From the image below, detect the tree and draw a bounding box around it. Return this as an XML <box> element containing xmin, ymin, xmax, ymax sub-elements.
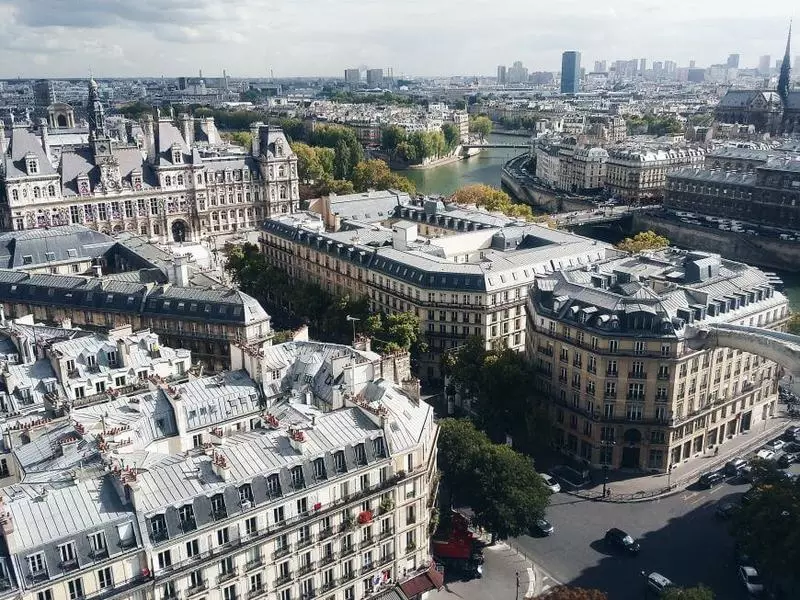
<box><xmin>333</xmin><ymin>139</ymin><xmax>353</xmax><ymax>180</ymax></box>
<box><xmin>788</xmin><ymin>313</ymin><xmax>800</xmax><ymax>335</ymax></box>
<box><xmin>616</xmin><ymin>231</ymin><xmax>670</xmax><ymax>253</ymax></box>
<box><xmin>221</xmin><ymin>131</ymin><xmax>252</xmax><ymax>149</ymax></box>
<box><xmin>351</xmin><ymin>159</ymin><xmax>416</xmax><ymax>195</ymax></box>
<box><xmin>469</xmin><ymin>115</ymin><xmax>493</xmax><ymax>140</ymax></box>
<box><xmin>661</xmin><ymin>585</ymin><xmax>715</xmax><ymax>600</ymax></box>
<box><xmin>118</xmin><ymin>101</ymin><xmax>153</xmax><ymax>120</ymax></box>
<box><xmin>381</xmin><ymin>125</ymin><xmax>407</xmax><ymax>152</ymax></box>
<box><xmin>732</xmin><ymin>476</ymin><xmax>800</xmax><ymax>579</ymax></box>
<box><xmin>438</xmin><ymin>419</ymin><xmax>550</xmax><ymax>541</ymax></box>
<box><xmin>541</xmin><ymin>587</ymin><xmax>608</xmax><ymax>600</ymax></box>
<box><xmin>291</xmin><ymin>142</ymin><xmax>325</xmax><ymax>183</ymax></box>
<box><xmin>450</xmin><ymin>184</ymin><xmax>537</xmax><ymax>221</ymax></box>
<box><xmin>442</xmin><ymin>123</ymin><xmax>460</xmax><ymax>151</ymax></box>
<box><xmin>365</xmin><ymin>311</ymin><xmax>426</xmax><ymax>354</ymax></box>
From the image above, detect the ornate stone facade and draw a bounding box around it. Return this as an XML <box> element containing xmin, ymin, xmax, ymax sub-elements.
<box><xmin>0</xmin><ymin>80</ymin><xmax>299</xmax><ymax>243</ymax></box>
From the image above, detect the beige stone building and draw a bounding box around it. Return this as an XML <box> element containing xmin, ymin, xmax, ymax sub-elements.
<box><xmin>604</xmin><ymin>145</ymin><xmax>705</xmax><ymax>203</ymax></box>
<box><xmin>261</xmin><ymin>198</ymin><xmax>612</xmax><ymax>381</ymax></box>
<box><xmin>525</xmin><ymin>249</ymin><xmax>789</xmax><ymax>472</ymax></box>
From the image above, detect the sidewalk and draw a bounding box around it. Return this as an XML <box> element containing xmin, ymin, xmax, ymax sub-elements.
<box><xmin>567</xmin><ymin>411</ymin><xmax>796</xmax><ymax>502</ymax></box>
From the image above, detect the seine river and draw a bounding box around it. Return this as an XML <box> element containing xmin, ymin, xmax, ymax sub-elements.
<box><xmin>393</xmin><ymin>132</ymin><xmax>800</xmax><ymax>309</ymax></box>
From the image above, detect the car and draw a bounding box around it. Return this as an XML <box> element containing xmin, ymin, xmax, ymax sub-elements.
<box><xmin>715</xmin><ymin>502</ymin><xmax>738</xmax><ymax>520</ymax></box>
<box><xmin>784</xmin><ymin>426</ymin><xmax>800</xmax><ymax>440</ymax></box>
<box><xmin>533</xmin><ymin>518</ymin><xmax>554</xmax><ymax>536</ymax></box>
<box><xmin>643</xmin><ymin>571</ymin><xmax>674</xmax><ymax>595</ymax></box>
<box><xmin>756</xmin><ymin>449</ymin><xmax>776</xmax><ymax>461</ymax></box>
<box><xmin>777</xmin><ymin>451</ymin><xmax>799</xmax><ymax>468</ymax></box>
<box><xmin>739</xmin><ymin>566</ymin><xmax>764</xmax><ymax>595</ymax></box>
<box><xmin>724</xmin><ymin>458</ymin><xmax>748</xmax><ymax>476</ymax></box>
<box><xmin>764</xmin><ymin>439</ymin><xmax>785</xmax><ymax>452</ymax></box>
<box><xmin>698</xmin><ymin>471</ymin><xmax>725</xmax><ymax>488</ymax></box>
<box><xmin>604</xmin><ymin>528</ymin><xmax>640</xmax><ymax>554</ymax></box>
<box><xmin>539</xmin><ymin>473</ymin><xmax>561</xmax><ymax>494</ymax></box>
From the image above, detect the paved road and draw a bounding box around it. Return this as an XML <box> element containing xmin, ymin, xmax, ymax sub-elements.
<box><xmin>515</xmin><ymin>479</ymin><xmax>754</xmax><ymax>599</ymax></box>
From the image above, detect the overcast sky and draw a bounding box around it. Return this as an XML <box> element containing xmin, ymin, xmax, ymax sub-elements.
<box><xmin>0</xmin><ymin>0</ymin><xmax>795</xmax><ymax>78</ymax></box>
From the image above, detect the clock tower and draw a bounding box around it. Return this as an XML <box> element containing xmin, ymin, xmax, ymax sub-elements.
<box><xmin>87</xmin><ymin>77</ymin><xmax>112</xmax><ymax>158</ymax></box>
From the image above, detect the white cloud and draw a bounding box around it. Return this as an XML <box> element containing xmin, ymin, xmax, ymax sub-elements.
<box><xmin>0</xmin><ymin>0</ymin><xmax>794</xmax><ymax>77</ymax></box>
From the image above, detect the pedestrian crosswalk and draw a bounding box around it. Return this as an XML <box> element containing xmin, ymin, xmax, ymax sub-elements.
<box><xmin>533</xmin><ymin>565</ymin><xmax>562</xmax><ymax>597</ymax></box>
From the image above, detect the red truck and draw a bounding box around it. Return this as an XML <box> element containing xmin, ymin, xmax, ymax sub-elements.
<box><xmin>432</xmin><ymin>512</ymin><xmax>484</xmax><ymax>578</ymax></box>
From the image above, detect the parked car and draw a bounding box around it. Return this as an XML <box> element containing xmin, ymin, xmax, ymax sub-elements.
<box><xmin>539</xmin><ymin>473</ymin><xmax>561</xmax><ymax>494</ymax></box>
<box><xmin>715</xmin><ymin>502</ymin><xmax>738</xmax><ymax>520</ymax></box>
<box><xmin>724</xmin><ymin>458</ymin><xmax>748</xmax><ymax>477</ymax></box>
<box><xmin>604</xmin><ymin>528</ymin><xmax>640</xmax><ymax>554</ymax></box>
<box><xmin>739</xmin><ymin>566</ymin><xmax>764</xmax><ymax>595</ymax></box>
<box><xmin>533</xmin><ymin>518</ymin><xmax>554</xmax><ymax>536</ymax></box>
<box><xmin>764</xmin><ymin>439</ymin><xmax>785</xmax><ymax>452</ymax></box>
<box><xmin>643</xmin><ymin>571</ymin><xmax>674</xmax><ymax>595</ymax></box>
<box><xmin>783</xmin><ymin>425</ymin><xmax>800</xmax><ymax>440</ymax></box>
<box><xmin>698</xmin><ymin>471</ymin><xmax>725</xmax><ymax>488</ymax></box>
<box><xmin>777</xmin><ymin>451</ymin><xmax>799</xmax><ymax>468</ymax></box>
<box><xmin>756</xmin><ymin>449</ymin><xmax>776</xmax><ymax>461</ymax></box>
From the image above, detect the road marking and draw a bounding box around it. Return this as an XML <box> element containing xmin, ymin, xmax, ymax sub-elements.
<box><xmin>526</xmin><ymin>567</ymin><xmax>535</xmax><ymax>598</ymax></box>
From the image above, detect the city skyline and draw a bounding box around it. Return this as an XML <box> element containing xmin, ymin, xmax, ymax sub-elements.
<box><xmin>0</xmin><ymin>0</ymin><xmax>794</xmax><ymax>78</ymax></box>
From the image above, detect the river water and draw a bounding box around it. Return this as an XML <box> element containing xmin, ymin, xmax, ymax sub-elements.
<box><xmin>394</xmin><ymin>133</ymin><xmax>800</xmax><ymax>309</ymax></box>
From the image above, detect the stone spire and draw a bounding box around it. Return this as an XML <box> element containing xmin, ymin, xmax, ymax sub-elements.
<box><xmin>87</xmin><ymin>77</ymin><xmax>106</xmax><ymax>140</ymax></box>
<box><xmin>778</xmin><ymin>20</ymin><xmax>792</xmax><ymax>109</ymax></box>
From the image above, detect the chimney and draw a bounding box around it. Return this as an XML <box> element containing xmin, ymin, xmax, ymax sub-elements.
<box><xmin>142</xmin><ymin>114</ymin><xmax>156</xmax><ymax>162</ymax></box>
<box><xmin>60</xmin><ymin>317</ymin><xmax>71</xmax><ymax>329</ymax></box>
<box><xmin>203</xmin><ymin>117</ymin><xmax>219</xmax><ymax>145</ymax></box>
<box><xmin>179</xmin><ymin>113</ymin><xmax>194</xmax><ymax>146</ymax></box>
<box><xmin>250</xmin><ymin>122</ymin><xmax>261</xmax><ymax>157</ymax></box>
<box><xmin>39</xmin><ymin>119</ymin><xmax>51</xmax><ymax>164</ymax></box>
<box><xmin>171</xmin><ymin>255</ymin><xmax>189</xmax><ymax>287</ymax></box>
<box><xmin>92</xmin><ymin>264</ymin><xmax>103</xmax><ymax>278</ymax></box>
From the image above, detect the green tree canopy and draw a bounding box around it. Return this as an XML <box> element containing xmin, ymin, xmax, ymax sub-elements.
<box><xmin>450</xmin><ymin>184</ymin><xmax>541</xmax><ymax>221</ymax></box>
<box><xmin>732</xmin><ymin>475</ymin><xmax>800</xmax><ymax>579</ymax></box>
<box><xmin>442</xmin><ymin>123</ymin><xmax>461</xmax><ymax>150</ymax></box>
<box><xmin>118</xmin><ymin>101</ymin><xmax>153</xmax><ymax>120</ymax></box>
<box><xmin>381</xmin><ymin>125</ymin><xmax>407</xmax><ymax>152</ymax></box>
<box><xmin>351</xmin><ymin>159</ymin><xmax>416</xmax><ymax>195</ymax></box>
<box><xmin>365</xmin><ymin>311</ymin><xmax>426</xmax><ymax>354</ymax></box>
<box><xmin>221</xmin><ymin>131</ymin><xmax>253</xmax><ymax>149</ymax></box>
<box><xmin>469</xmin><ymin>115</ymin><xmax>493</xmax><ymax>140</ymax></box>
<box><xmin>788</xmin><ymin>313</ymin><xmax>800</xmax><ymax>335</ymax></box>
<box><xmin>661</xmin><ymin>585</ymin><xmax>715</xmax><ymax>600</ymax></box>
<box><xmin>616</xmin><ymin>231</ymin><xmax>670</xmax><ymax>253</ymax></box>
<box><xmin>438</xmin><ymin>419</ymin><xmax>549</xmax><ymax>540</ymax></box>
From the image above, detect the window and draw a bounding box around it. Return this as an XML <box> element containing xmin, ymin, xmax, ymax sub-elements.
<box><xmin>36</xmin><ymin>591</ymin><xmax>52</xmax><ymax>600</ymax></box>
<box><xmin>67</xmin><ymin>579</ymin><xmax>83</xmax><ymax>600</ymax></box>
<box><xmin>98</xmin><ymin>567</ymin><xmax>113</xmax><ymax>589</ymax></box>
<box><xmin>211</xmin><ymin>494</ymin><xmax>227</xmax><ymax>519</ymax></box>
<box><xmin>27</xmin><ymin>553</ymin><xmax>45</xmax><ymax>575</ymax></box>
<box><xmin>223</xmin><ymin>584</ymin><xmax>236</xmax><ymax>600</ymax></box>
<box><xmin>88</xmin><ymin>531</ymin><xmax>107</xmax><ymax>557</ymax></box>
<box><xmin>267</xmin><ymin>474</ymin><xmax>281</xmax><ymax>497</ymax></box>
<box><xmin>217</xmin><ymin>527</ymin><xmax>230</xmax><ymax>546</ymax></box>
<box><xmin>354</xmin><ymin>443</ymin><xmax>367</xmax><ymax>465</ymax></box>
<box><xmin>186</xmin><ymin>539</ymin><xmax>199</xmax><ymax>557</ymax></box>
<box><xmin>273</xmin><ymin>506</ymin><xmax>286</xmax><ymax>525</ymax></box>
<box><xmin>239</xmin><ymin>484</ymin><xmax>253</xmax><ymax>507</ymax></box>
<box><xmin>290</xmin><ymin>466</ymin><xmax>305</xmax><ymax>489</ymax></box>
<box><xmin>245</xmin><ymin>516</ymin><xmax>257</xmax><ymax>536</ymax></box>
<box><xmin>157</xmin><ymin>549</ymin><xmax>172</xmax><ymax>570</ymax></box>
<box><xmin>58</xmin><ymin>542</ymin><xmax>77</xmax><ymax>567</ymax></box>
<box><xmin>313</xmin><ymin>458</ymin><xmax>327</xmax><ymax>480</ymax></box>
<box><xmin>334</xmin><ymin>451</ymin><xmax>346</xmax><ymax>473</ymax></box>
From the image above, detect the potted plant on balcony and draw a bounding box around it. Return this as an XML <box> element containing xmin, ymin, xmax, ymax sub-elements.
<box><xmin>379</xmin><ymin>495</ymin><xmax>394</xmax><ymax>514</ymax></box>
<box><xmin>342</xmin><ymin>514</ymin><xmax>355</xmax><ymax>531</ymax></box>
<box><xmin>357</xmin><ymin>510</ymin><xmax>373</xmax><ymax>524</ymax></box>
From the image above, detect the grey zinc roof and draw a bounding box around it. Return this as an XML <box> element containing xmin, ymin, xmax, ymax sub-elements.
<box><xmin>716</xmin><ymin>90</ymin><xmax>763</xmax><ymax>108</ymax></box>
<box><xmin>4</xmin><ymin>127</ymin><xmax>57</xmax><ymax>179</ymax></box>
<box><xmin>0</xmin><ymin>225</ymin><xmax>115</xmax><ymax>269</ymax></box>
<box><xmin>178</xmin><ymin>370</ymin><xmax>261</xmax><ymax>431</ymax></box>
<box><xmin>5</xmin><ymin>476</ymin><xmax>135</xmax><ymax>551</ymax></box>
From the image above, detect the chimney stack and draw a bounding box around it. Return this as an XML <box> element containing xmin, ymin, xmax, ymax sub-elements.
<box><xmin>171</xmin><ymin>255</ymin><xmax>189</xmax><ymax>287</ymax></box>
<box><xmin>178</xmin><ymin>113</ymin><xmax>194</xmax><ymax>146</ymax></box>
<box><xmin>39</xmin><ymin>119</ymin><xmax>51</xmax><ymax>164</ymax></box>
<box><xmin>142</xmin><ymin>114</ymin><xmax>156</xmax><ymax>163</ymax></box>
<box><xmin>0</xmin><ymin>121</ymin><xmax>6</xmax><ymax>155</ymax></box>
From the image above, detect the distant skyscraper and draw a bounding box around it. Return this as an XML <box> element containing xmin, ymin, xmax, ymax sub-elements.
<box><xmin>778</xmin><ymin>23</ymin><xmax>792</xmax><ymax>111</ymax></box>
<box><xmin>561</xmin><ymin>51</ymin><xmax>581</xmax><ymax>94</ymax></box>
<box><xmin>344</xmin><ymin>68</ymin><xmax>360</xmax><ymax>84</ymax></box>
<box><xmin>689</xmin><ymin>60</ymin><xmax>696</xmax><ymax>68</ymax></box>
<box><xmin>497</xmin><ymin>65</ymin><xmax>507</xmax><ymax>84</ymax></box>
<box><xmin>758</xmin><ymin>55</ymin><xmax>771</xmax><ymax>74</ymax></box>
<box><xmin>726</xmin><ymin>54</ymin><xmax>740</xmax><ymax>68</ymax></box>
<box><xmin>366</xmin><ymin>68</ymin><xmax>384</xmax><ymax>87</ymax></box>
<box><xmin>507</xmin><ymin>61</ymin><xmax>528</xmax><ymax>84</ymax></box>
<box><xmin>664</xmin><ymin>60</ymin><xmax>677</xmax><ymax>74</ymax></box>
<box><xmin>653</xmin><ymin>61</ymin><xmax>664</xmax><ymax>76</ymax></box>
<box><xmin>639</xmin><ymin>58</ymin><xmax>647</xmax><ymax>73</ymax></box>
<box><xmin>593</xmin><ymin>60</ymin><xmax>607</xmax><ymax>73</ymax></box>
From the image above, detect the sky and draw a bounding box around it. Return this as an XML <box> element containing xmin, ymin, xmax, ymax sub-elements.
<box><xmin>0</xmin><ymin>0</ymin><xmax>795</xmax><ymax>78</ymax></box>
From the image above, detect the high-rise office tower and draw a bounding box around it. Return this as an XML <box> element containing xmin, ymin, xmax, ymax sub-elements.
<box><xmin>561</xmin><ymin>51</ymin><xmax>581</xmax><ymax>94</ymax></box>
<box><xmin>344</xmin><ymin>68</ymin><xmax>360</xmax><ymax>84</ymax></box>
<box><xmin>689</xmin><ymin>60</ymin><xmax>696</xmax><ymax>68</ymax></box>
<box><xmin>639</xmin><ymin>58</ymin><xmax>647</xmax><ymax>73</ymax></box>
<box><xmin>497</xmin><ymin>65</ymin><xmax>507</xmax><ymax>84</ymax></box>
<box><xmin>726</xmin><ymin>54</ymin><xmax>740</xmax><ymax>68</ymax></box>
<box><xmin>366</xmin><ymin>68</ymin><xmax>384</xmax><ymax>87</ymax></box>
<box><xmin>758</xmin><ymin>55</ymin><xmax>771</xmax><ymax>74</ymax></box>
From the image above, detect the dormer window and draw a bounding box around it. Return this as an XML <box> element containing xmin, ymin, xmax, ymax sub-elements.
<box><xmin>25</xmin><ymin>154</ymin><xmax>39</xmax><ymax>175</ymax></box>
<box><xmin>171</xmin><ymin>144</ymin><xmax>182</xmax><ymax>164</ymax></box>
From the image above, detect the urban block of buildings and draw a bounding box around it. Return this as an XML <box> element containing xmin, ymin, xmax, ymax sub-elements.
<box><xmin>0</xmin><ymin>225</ymin><xmax>272</xmax><ymax>370</ymax></box>
<box><xmin>0</xmin><ymin>315</ymin><xmax>440</xmax><ymax>600</ymax></box>
<box><xmin>260</xmin><ymin>194</ymin><xmax>612</xmax><ymax>380</ymax></box>
<box><xmin>525</xmin><ymin>248</ymin><xmax>788</xmax><ymax>472</ymax></box>
<box><xmin>0</xmin><ymin>79</ymin><xmax>300</xmax><ymax>245</ymax></box>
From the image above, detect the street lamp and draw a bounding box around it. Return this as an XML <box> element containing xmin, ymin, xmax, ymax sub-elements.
<box><xmin>599</xmin><ymin>440</ymin><xmax>616</xmax><ymax>497</ymax></box>
<box><xmin>345</xmin><ymin>315</ymin><xmax>360</xmax><ymax>345</ymax></box>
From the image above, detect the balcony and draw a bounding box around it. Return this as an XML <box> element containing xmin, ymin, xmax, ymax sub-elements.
<box><xmin>59</xmin><ymin>557</ymin><xmax>79</xmax><ymax>572</ymax></box>
<box><xmin>321</xmin><ymin>580</ymin><xmax>338</xmax><ymax>593</ymax></box>
<box><xmin>217</xmin><ymin>568</ymin><xmax>238</xmax><ymax>584</ymax></box>
<box><xmin>603</xmin><ymin>393</ymin><xmax>616</xmax><ymax>400</ymax></box>
<box><xmin>587</xmin><ymin>366</ymin><xmax>597</xmax><ymax>375</ymax></box>
<box><xmin>212</xmin><ymin>509</ymin><xmax>228</xmax><ymax>521</ymax></box>
<box><xmin>559</xmin><ymin>355</ymin><xmax>568</xmax><ymax>364</ymax></box>
<box><xmin>180</xmin><ymin>518</ymin><xmax>196</xmax><ymax>533</ymax></box>
<box><xmin>378</xmin><ymin>528</ymin><xmax>394</xmax><ymax>541</ymax></box>
<box><xmin>626</xmin><ymin>394</ymin><xmax>645</xmax><ymax>401</ymax></box>
<box><xmin>297</xmin><ymin>535</ymin><xmax>314</xmax><ymax>549</ymax></box>
<box><xmin>272</xmin><ymin>545</ymin><xmax>291</xmax><ymax>560</ymax></box>
<box><xmin>247</xmin><ymin>588</ymin><xmax>267</xmax><ymax>600</ymax></box>
<box><xmin>318</xmin><ymin>527</ymin><xmax>334</xmax><ymax>540</ymax></box>
<box><xmin>245</xmin><ymin>556</ymin><xmax>263</xmax><ymax>571</ymax></box>
<box><xmin>319</xmin><ymin>553</ymin><xmax>336</xmax><ymax>566</ymax></box>
<box><xmin>90</xmin><ymin>547</ymin><xmax>109</xmax><ymax>561</ymax></box>
<box><xmin>558</xmin><ymin>376</ymin><xmax>567</xmax><ymax>384</ymax></box>
<box><xmin>27</xmin><ymin>570</ymin><xmax>49</xmax><ymax>584</ymax></box>
<box><xmin>537</xmin><ymin>346</ymin><xmax>554</xmax><ymax>357</ymax></box>
<box><xmin>657</xmin><ymin>372</ymin><xmax>670</xmax><ymax>381</ymax></box>
<box><xmin>361</xmin><ymin>563</ymin><xmax>376</xmax><ymax>575</ymax></box>
<box><xmin>186</xmin><ymin>582</ymin><xmax>207</xmax><ymax>597</ymax></box>
<box><xmin>341</xmin><ymin>571</ymin><xmax>356</xmax><ymax>583</ymax></box>
<box><xmin>341</xmin><ymin>545</ymin><xmax>356</xmax><ymax>557</ymax></box>
<box><xmin>275</xmin><ymin>574</ymin><xmax>293</xmax><ymax>588</ymax></box>
<box><xmin>359</xmin><ymin>536</ymin><xmax>375</xmax><ymax>549</ymax></box>
<box><xmin>628</xmin><ymin>371</ymin><xmax>647</xmax><ymax>380</ymax></box>
<box><xmin>378</xmin><ymin>553</ymin><xmax>395</xmax><ymax>566</ymax></box>
<box><xmin>150</xmin><ymin>529</ymin><xmax>169</xmax><ymax>543</ymax></box>
<box><xmin>298</xmin><ymin>562</ymin><xmax>315</xmax><ymax>576</ymax></box>
<box><xmin>606</xmin><ymin>370</ymin><xmax>618</xmax><ymax>378</ymax></box>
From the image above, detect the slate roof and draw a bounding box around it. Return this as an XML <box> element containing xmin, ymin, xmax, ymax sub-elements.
<box><xmin>3</xmin><ymin>127</ymin><xmax>57</xmax><ymax>179</ymax></box>
<box><xmin>0</xmin><ymin>226</ymin><xmax>114</xmax><ymax>269</ymax></box>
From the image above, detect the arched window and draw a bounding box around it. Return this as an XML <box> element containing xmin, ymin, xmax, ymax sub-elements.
<box><xmin>33</xmin><ymin>187</ymin><xmax>41</xmax><ymax>199</ymax></box>
<box><xmin>165</xmin><ymin>176</ymin><xmax>172</xmax><ymax>186</ymax></box>
<box><xmin>279</xmin><ymin>186</ymin><xmax>287</xmax><ymax>199</ymax></box>
<box><xmin>153</xmin><ymin>224</ymin><xmax>160</xmax><ymax>235</ymax></box>
<box><xmin>177</xmin><ymin>175</ymin><xmax>184</xmax><ymax>186</ymax></box>
<box><xmin>48</xmin><ymin>184</ymin><xmax>56</xmax><ymax>197</ymax></box>
<box><xmin>11</xmin><ymin>189</ymin><xmax>18</xmax><ymax>202</ymax></box>
<box><xmin>278</xmin><ymin>165</ymin><xmax>286</xmax><ymax>177</ymax></box>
